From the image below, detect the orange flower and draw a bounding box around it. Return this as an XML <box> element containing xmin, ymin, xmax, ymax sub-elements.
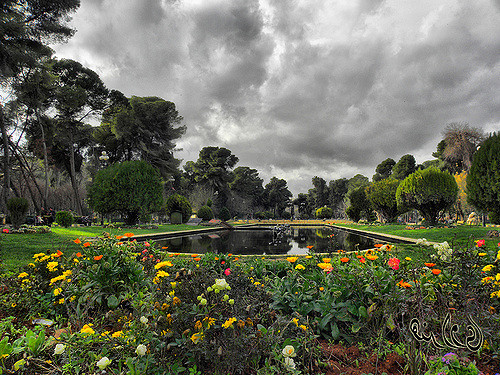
<box><xmin>117</xmin><ymin>242</ymin><xmax>123</xmax><ymax>245</ymax></box>
<box><xmin>322</xmin><ymin>258</ymin><xmax>331</xmax><ymax>263</ymax></box>
<box><xmin>234</xmin><ymin>257</ymin><xmax>239</xmax><ymax>261</ymax></box>
<box><xmin>287</xmin><ymin>257</ymin><xmax>299</xmax><ymax>263</ymax></box>
<box><xmin>76</xmin><ymin>252</ymin><xmax>82</xmax><ymax>258</ymax></box>
<box><xmin>366</xmin><ymin>254</ymin><xmax>378</xmax><ymax>261</ymax></box>
<box><xmin>306</xmin><ymin>245</ymin><xmax>314</xmax><ymax>249</ymax></box>
<box><xmin>191</xmin><ymin>254</ymin><xmax>199</xmax><ymax>258</ymax></box>
<box><xmin>398</xmin><ymin>280</ymin><xmax>412</xmax><ymax>288</ymax></box>
<box><xmin>54</xmin><ymin>250</ymin><xmax>63</xmax><ymax>258</ymax></box>
<box><xmin>73</xmin><ymin>238</ymin><xmax>81</xmax><ymax>244</ymax></box>
<box><xmin>337</xmin><ymin>249</ymin><xmax>345</xmax><ymax>253</ymax></box>
<box><xmin>83</xmin><ymin>242</ymin><xmax>91</xmax><ymax>247</ymax></box>
<box><xmin>359</xmin><ymin>257</ymin><xmax>366</xmax><ymax>264</ymax></box>
<box><xmin>123</xmin><ymin>233</ymin><xmax>134</xmax><ymax>238</ymax></box>
<box><xmin>162</xmin><ymin>246</ymin><xmax>168</xmax><ymax>250</ymax></box>
<box><xmin>424</xmin><ymin>263</ymin><xmax>436</xmax><ymax>267</ymax></box>
<box><xmin>340</xmin><ymin>257</ymin><xmax>349</xmax><ymax>263</ymax></box>
<box><xmin>431</xmin><ymin>269</ymin><xmax>441</xmax><ymax>275</ymax></box>
<box><xmin>116</xmin><ymin>235</ymin><xmax>124</xmax><ymax>240</ymax></box>
<box><xmin>319</xmin><ymin>287</ymin><xmax>324</xmax><ymax>291</ymax></box>
<box><xmin>227</xmin><ymin>253</ymin><xmax>233</xmax><ymax>256</ymax></box>
<box><xmin>194</xmin><ymin>257</ymin><xmax>201</xmax><ymax>261</ymax></box>
<box><xmin>94</xmin><ymin>255</ymin><xmax>103</xmax><ymax>261</ymax></box>
<box><xmin>374</xmin><ymin>244</ymin><xmax>383</xmax><ymax>248</ymax></box>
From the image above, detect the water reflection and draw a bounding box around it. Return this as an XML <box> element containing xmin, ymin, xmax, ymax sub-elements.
<box><xmin>155</xmin><ymin>226</ymin><xmax>377</xmax><ymax>255</ymax></box>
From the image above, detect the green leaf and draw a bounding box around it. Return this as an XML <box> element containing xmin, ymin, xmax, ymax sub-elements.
<box><xmin>330</xmin><ymin>322</ymin><xmax>340</xmax><ymax>339</ymax></box>
<box><xmin>256</xmin><ymin>324</ymin><xmax>267</xmax><ymax>334</ymax></box>
<box><xmin>359</xmin><ymin>306</ymin><xmax>368</xmax><ymax>318</ymax></box>
<box><xmin>351</xmin><ymin>322</ymin><xmax>361</xmax><ymax>333</ymax></box>
<box><xmin>13</xmin><ymin>359</ymin><xmax>26</xmax><ymax>371</ymax></box>
<box><xmin>107</xmin><ymin>295</ymin><xmax>120</xmax><ymax>309</ymax></box>
<box><xmin>386</xmin><ymin>314</ymin><xmax>396</xmax><ymax>331</ymax></box>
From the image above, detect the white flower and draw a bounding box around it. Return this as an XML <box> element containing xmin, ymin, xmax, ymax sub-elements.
<box><xmin>97</xmin><ymin>357</ymin><xmax>111</xmax><ymax>370</ymax></box>
<box><xmin>54</xmin><ymin>343</ymin><xmax>66</xmax><ymax>355</ymax></box>
<box><xmin>284</xmin><ymin>357</ymin><xmax>296</xmax><ymax>371</ymax></box>
<box><xmin>140</xmin><ymin>316</ymin><xmax>148</xmax><ymax>324</ymax></box>
<box><xmin>282</xmin><ymin>345</ymin><xmax>296</xmax><ymax>358</ymax></box>
<box><xmin>136</xmin><ymin>344</ymin><xmax>147</xmax><ymax>356</ymax></box>
<box><xmin>214</xmin><ymin>278</ymin><xmax>230</xmax><ymax>291</ymax></box>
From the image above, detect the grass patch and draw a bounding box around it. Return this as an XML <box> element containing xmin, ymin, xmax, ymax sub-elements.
<box><xmin>336</xmin><ymin>223</ymin><xmax>498</xmax><ymax>247</ymax></box>
<box><xmin>0</xmin><ymin>224</ymin><xmax>197</xmax><ymax>271</ymax></box>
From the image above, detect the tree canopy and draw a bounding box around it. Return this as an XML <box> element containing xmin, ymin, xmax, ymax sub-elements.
<box><xmin>88</xmin><ymin>161</ymin><xmax>163</xmax><ymax>225</ymax></box>
<box><xmin>396</xmin><ymin>167</ymin><xmax>458</xmax><ymax>225</ymax></box>
<box><xmin>467</xmin><ymin>132</ymin><xmax>500</xmax><ymax>223</ymax></box>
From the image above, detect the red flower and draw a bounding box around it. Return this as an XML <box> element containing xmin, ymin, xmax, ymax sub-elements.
<box><xmin>359</xmin><ymin>257</ymin><xmax>366</xmax><ymax>264</ymax></box>
<box><xmin>221</xmin><ymin>261</ymin><xmax>225</xmax><ymax>265</ymax></box>
<box><xmin>224</xmin><ymin>268</ymin><xmax>231</xmax><ymax>276</ymax></box>
<box><xmin>388</xmin><ymin>258</ymin><xmax>400</xmax><ymax>270</ymax></box>
<box><xmin>476</xmin><ymin>239</ymin><xmax>485</xmax><ymax>247</ymax></box>
<box><xmin>2</xmin><ymin>229</ymin><xmax>8</xmax><ymax>233</ymax></box>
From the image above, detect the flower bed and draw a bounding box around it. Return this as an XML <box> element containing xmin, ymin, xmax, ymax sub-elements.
<box><xmin>0</xmin><ymin>235</ymin><xmax>499</xmax><ymax>374</ymax></box>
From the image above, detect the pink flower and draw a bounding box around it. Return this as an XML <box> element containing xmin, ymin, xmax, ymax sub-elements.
<box><xmin>476</xmin><ymin>239</ymin><xmax>485</xmax><ymax>247</ymax></box>
<box><xmin>224</xmin><ymin>268</ymin><xmax>231</xmax><ymax>276</ymax></box>
<box><xmin>2</xmin><ymin>229</ymin><xmax>8</xmax><ymax>233</ymax></box>
<box><xmin>144</xmin><ymin>242</ymin><xmax>151</xmax><ymax>247</ymax></box>
<box><xmin>142</xmin><ymin>249</ymin><xmax>148</xmax><ymax>254</ymax></box>
<box><xmin>388</xmin><ymin>258</ymin><xmax>400</xmax><ymax>270</ymax></box>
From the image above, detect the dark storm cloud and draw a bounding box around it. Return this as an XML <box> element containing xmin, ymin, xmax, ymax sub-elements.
<box><xmin>53</xmin><ymin>0</ymin><xmax>500</xmax><ymax>195</ymax></box>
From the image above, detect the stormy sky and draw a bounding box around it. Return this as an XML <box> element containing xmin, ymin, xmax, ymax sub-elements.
<box><xmin>53</xmin><ymin>0</ymin><xmax>500</xmax><ymax>196</ymax></box>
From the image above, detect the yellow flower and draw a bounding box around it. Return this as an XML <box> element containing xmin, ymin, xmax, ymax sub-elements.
<box><xmin>18</xmin><ymin>272</ymin><xmax>28</xmax><ymax>278</ymax></box>
<box><xmin>33</xmin><ymin>252</ymin><xmax>45</xmax><ymax>259</ymax></box>
<box><xmin>156</xmin><ymin>270</ymin><xmax>169</xmax><ymax>278</ymax></box>
<box><xmin>295</xmin><ymin>264</ymin><xmax>305</xmax><ymax>270</ymax></box>
<box><xmin>405</xmin><ymin>257</ymin><xmax>412</xmax><ymax>261</ymax></box>
<box><xmin>194</xmin><ymin>320</ymin><xmax>202</xmax><ymax>330</ymax></box>
<box><xmin>222</xmin><ymin>317</ymin><xmax>237</xmax><ymax>329</ymax></box>
<box><xmin>173</xmin><ymin>297</ymin><xmax>180</xmax><ymax>306</ymax></box>
<box><xmin>286</xmin><ymin>257</ymin><xmax>299</xmax><ymax>263</ymax></box>
<box><xmin>305</xmin><ymin>255</ymin><xmax>313</xmax><ymax>259</ymax></box>
<box><xmin>317</xmin><ymin>262</ymin><xmax>333</xmax><ymax>271</ymax></box>
<box><xmin>319</xmin><ymin>287</ymin><xmax>324</xmax><ymax>291</ymax></box>
<box><xmin>111</xmin><ymin>330</ymin><xmax>124</xmax><ymax>338</ymax></box>
<box><xmin>366</xmin><ymin>254</ymin><xmax>379</xmax><ymax>261</ymax></box>
<box><xmin>80</xmin><ymin>324</ymin><xmax>95</xmax><ymax>335</ymax></box>
<box><xmin>478</xmin><ymin>253</ymin><xmax>487</xmax><ymax>256</ymax></box>
<box><xmin>155</xmin><ymin>261</ymin><xmax>173</xmax><ymax>269</ymax></box>
<box><xmin>482</xmin><ymin>265</ymin><xmax>495</xmax><ymax>272</ymax></box>
<box><xmin>202</xmin><ymin>316</ymin><xmax>216</xmax><ymax>329</ymax></box>
<box><xmin>190</xmin><ymin>332</ymin><xmax>204</xmax><ymax>344</ymax></box>
<box><xmin>299</xmin><ymin>325</ymin><xmax>307</xmax><ymax>331</ymax></box>
<box><xmin>47</xmin><ymin>262</ymin><xmax>58</xmax><ymax>272</ymax></box>
<box><xmin>292</xmin><ymin>318</ymin><xmax>299</xmax><ymax>327</ymax></box>
<box><xmin>53</xmin><ymin>288</ymin><xmax>62</xmax><ymax>296</ymax></box>
<box><xmin>58</xmin><ymin>298</ymin><xmax>65</xmax><ymax>304</ymax></box>
<box><xmin>322</xmin><ymin>258</ymin><xmax>331</xmax><ymax>263</ymax></box>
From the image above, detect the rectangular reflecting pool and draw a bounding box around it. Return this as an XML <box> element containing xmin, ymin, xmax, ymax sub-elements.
<box><xmin>155</xmin><ymin>226</ymin><xmax>382</xmax><ymax>255</ymax></box>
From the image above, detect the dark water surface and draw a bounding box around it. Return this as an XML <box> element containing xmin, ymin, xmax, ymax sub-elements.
<box><xmin>155</xmin><ymin>226</ymin><xmax>379</xmax><ymax>255</ymax></box>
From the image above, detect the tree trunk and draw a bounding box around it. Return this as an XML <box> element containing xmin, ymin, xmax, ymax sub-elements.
<box><xmin>0</xmin><ymin>105</ymin><xmax>11</xmax><ymax>207</ymax></box>
<box><xmin>10</xmin><ymin>138</ymin><xmax>45</xmax><ymax>206</ymax></box>
<box><xmin>35</xmin><ymin>108</ymin><xmax>49</xmax><ymax>207</ymax></box>
<box><xmin>69</xmin><ymin>132</ymin><xmax>83</xmax><ymax>215</ymax></box>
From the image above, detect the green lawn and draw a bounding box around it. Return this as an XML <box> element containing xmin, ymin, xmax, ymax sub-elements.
<box><xmin>336</xmin><ymin>223</ymin><xmax>498</xmax><ymax>247</ymax></box>
<box><xmin>0</xmin><ymin>224</ymin><xmax>195</xmax><ymax>271</ymax></box>
<box><xmin>1</xmin><ymin>222</ymin><xmax>498</xmax><ymax>272</ymax></box>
